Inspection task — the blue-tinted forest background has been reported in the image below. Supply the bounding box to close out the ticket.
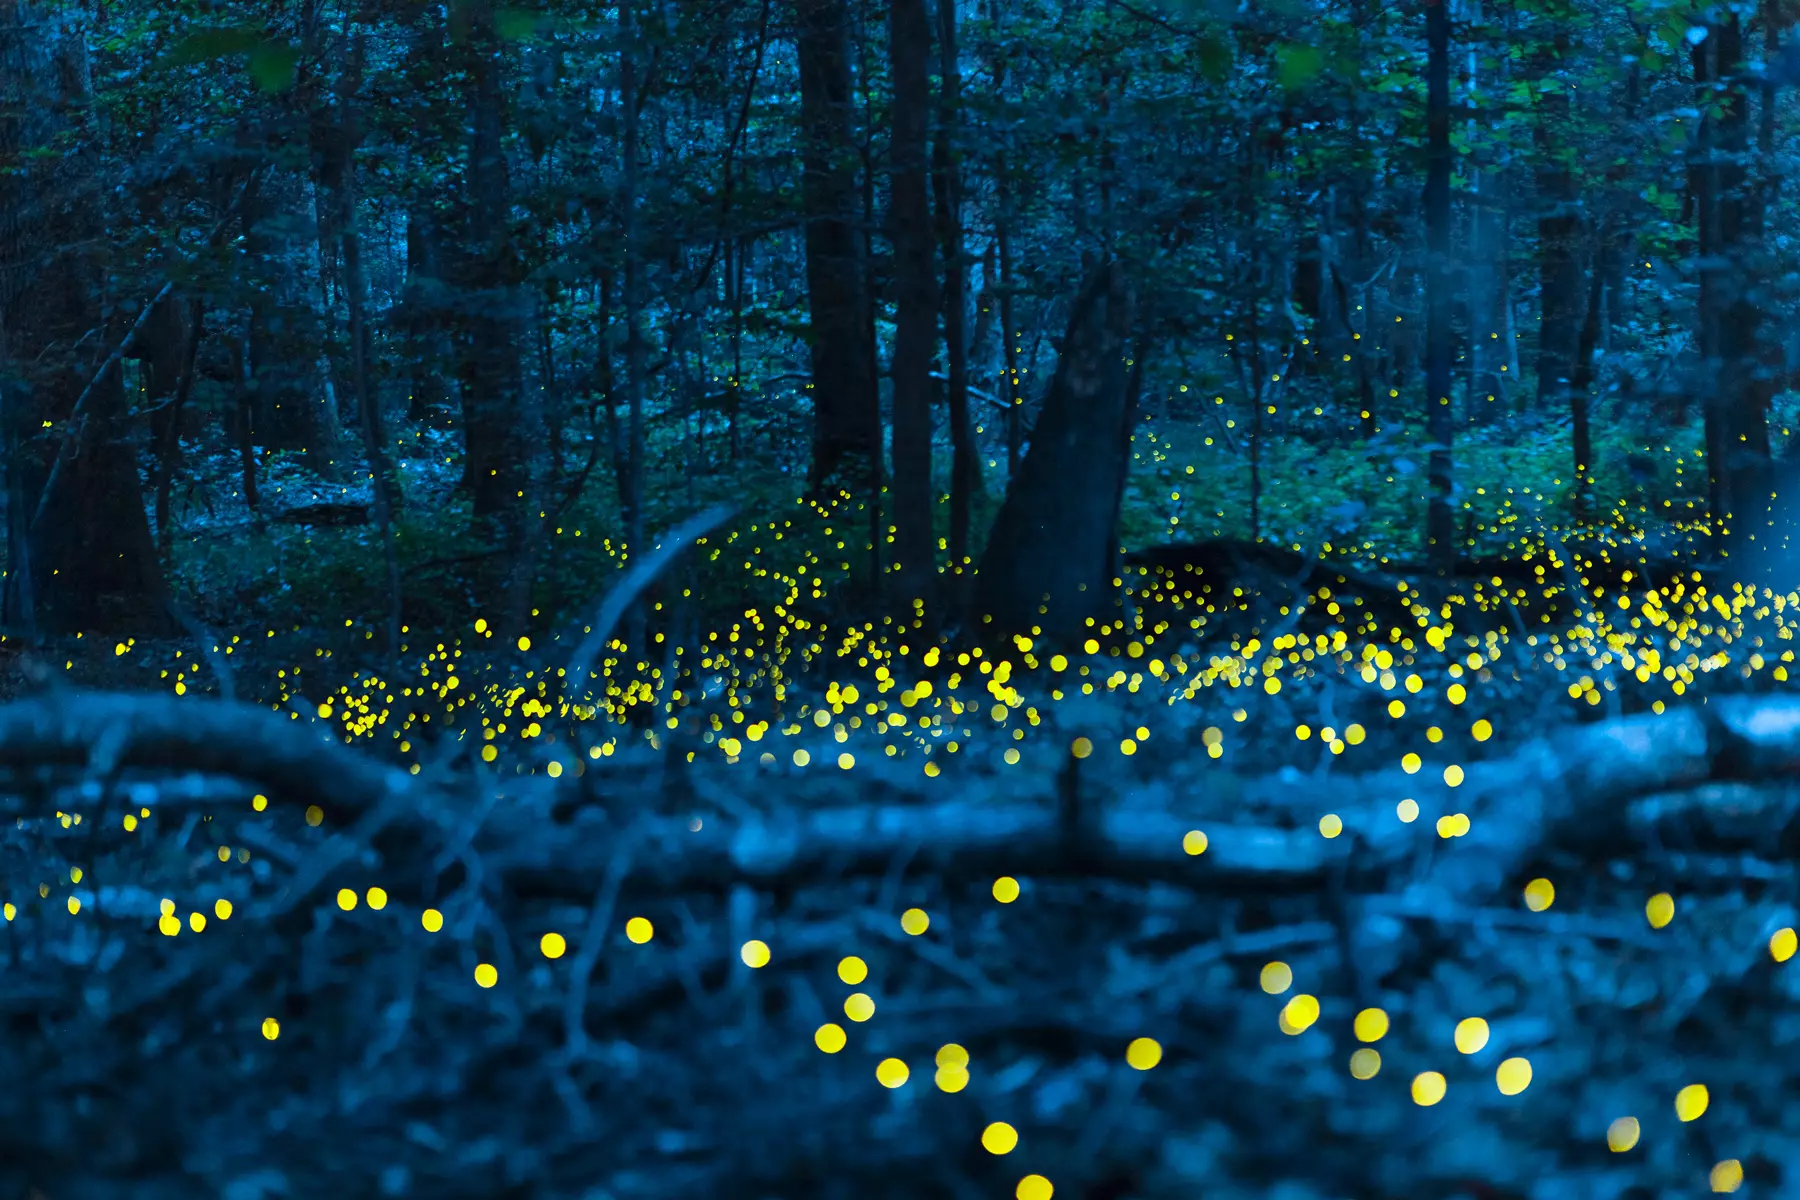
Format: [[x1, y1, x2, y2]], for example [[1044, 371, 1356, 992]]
[[4, 0, 1800, 1197]]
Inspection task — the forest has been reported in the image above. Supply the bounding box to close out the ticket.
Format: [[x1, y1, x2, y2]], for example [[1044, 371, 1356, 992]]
[[5, 0, 1800, 1196]]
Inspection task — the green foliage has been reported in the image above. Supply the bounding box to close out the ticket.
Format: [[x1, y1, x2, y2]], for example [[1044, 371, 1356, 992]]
[[160, 26, 296, 93]]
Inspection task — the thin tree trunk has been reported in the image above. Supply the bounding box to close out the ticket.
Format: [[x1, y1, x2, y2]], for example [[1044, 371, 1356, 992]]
[[620, 0, 649, 650], [153, 300, 205, 554], [887, 0, 938, 619], [1424, 0, 1456, 572], [932, 0, 978, 583], [797, 0, 881, 494]]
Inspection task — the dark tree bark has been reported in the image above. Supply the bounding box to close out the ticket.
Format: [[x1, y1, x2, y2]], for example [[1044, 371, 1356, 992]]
[[449, 0, 528, 538], [1693, 12, 1771, 550], [1569, 221, 1609, 518], [1424, 0, 1456, 572], [931, 0, 979, 583], [0, 3, 166, 633], [972, 264, 1135, 641], [240, 168, 343, 473], [886, 0, 938, 618], [1532, 32, 1582, 416], [796, 0, 881, 494]]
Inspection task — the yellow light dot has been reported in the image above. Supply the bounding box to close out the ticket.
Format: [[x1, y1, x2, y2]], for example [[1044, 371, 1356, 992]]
[[421, 908, 444, 933], [1353, 1008, 1390, 1042], [982, 1121, 1020, 1154], [1263, 677, 1281, 694], [1071, 736, 1093, 758], [814, 1022, 847, 1053], [1396, 798, 1419, 823], [837, 955, 869, 985], [1435, 815, 1456, 838], [1345, 724, 1365, 745], [1454, 1017, 1490, 1054], [1125, 1037, 1163, 1070], [900, 907, 929, 935], [215, 898, 233, 920], [793, 748, 810, 766], [936, 1066, 969, 1092], [875, 1057, 910, 1088], [1181, 829, 1209, 856], [1446, 682, 1467, 704], [1259, 962, 1294, 994], [1524, 878, 1555, 912], [1771, 926, 1797, 962], [317, 703, 333, 719], [1349, 1048, 1381, 1079], [1119, 738, 1137, 755], [626, 916, 654, 943], [1472, 719, 1493, 741], [1607, 1116, 1641, 1151], [993, 876, 1021, 903], [844, 992, 876, 1022], [741, 939, 771, 968], [1016, 1174, 1054, 1200], [1443, 764, 1464, 787], [188, 911, 205, 932], [1646, 892, 1675, 929], [123, 813, 138, 831], [305, 805, 324, 827], [252, 793, 268, 811], [547, 761, 563, 778], [1388, 699, 1405, 717], [1495, 1056, 1533, 1095], [481, 745, 498, 762], [336, 888, 358, 911], [474, 963, 498, 988], [158, 913, 180, 936], [1280, 993, 1320, 1034], [1451, 812, 1471, 835], [541, 931, 567, 959], [366, 887, 388, 911], [2, 903, 12, 921], [262, 1017, 280, 1041], [1404, 673, 1423, 693], [936, 1043, 969, 1069], [1401, 752, 1422, 774], [1411, 1071, 1447, 1106], [66, 896, 80, 915], [1318, 813, 1343, 838], [160, 898, 175, 916], [1676, 1083, 1710, 1122], [1295, 724, 1311, 740], [1710, 1159, 1744, 1193], [517, 635, 531, 651], [837, 752, 854, 769]]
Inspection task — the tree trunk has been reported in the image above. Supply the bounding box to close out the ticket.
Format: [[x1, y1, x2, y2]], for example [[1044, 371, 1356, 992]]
[[932, 0, 979, 586], [0, 3, 167, 633], [796, 0, 881, 494], [451, 0, 528, 543], [241, 169, 343, 474], [1532, 31, 1581, 416], [972, 264, 1135, 641], [1424, 0, 1456, 572], [886, 0, 938, 619]]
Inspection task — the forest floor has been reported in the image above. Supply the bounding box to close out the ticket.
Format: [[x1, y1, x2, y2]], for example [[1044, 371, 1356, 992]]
[[4, 412, 1800, 1198]]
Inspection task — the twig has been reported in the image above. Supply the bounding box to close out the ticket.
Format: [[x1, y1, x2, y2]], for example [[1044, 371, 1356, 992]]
[[564, 503, 734, 697]]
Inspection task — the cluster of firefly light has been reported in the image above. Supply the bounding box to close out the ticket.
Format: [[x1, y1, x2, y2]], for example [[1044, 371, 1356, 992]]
[[21, 484, 1800, 1196]]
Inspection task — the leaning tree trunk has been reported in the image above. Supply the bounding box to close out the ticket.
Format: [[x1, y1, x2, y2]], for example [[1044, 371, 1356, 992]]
[[797, 0, 881, 497], [972, 264, 1135, 641]]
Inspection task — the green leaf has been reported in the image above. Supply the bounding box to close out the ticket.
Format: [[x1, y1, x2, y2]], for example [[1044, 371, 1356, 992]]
[[1194, 33, 1231, 83], [160, 25, 296, 94], [248, 42, 297, 93], [162, 26, 264, 65], [1275, 43, 1323, 91], [496, 8, 541, 40]]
